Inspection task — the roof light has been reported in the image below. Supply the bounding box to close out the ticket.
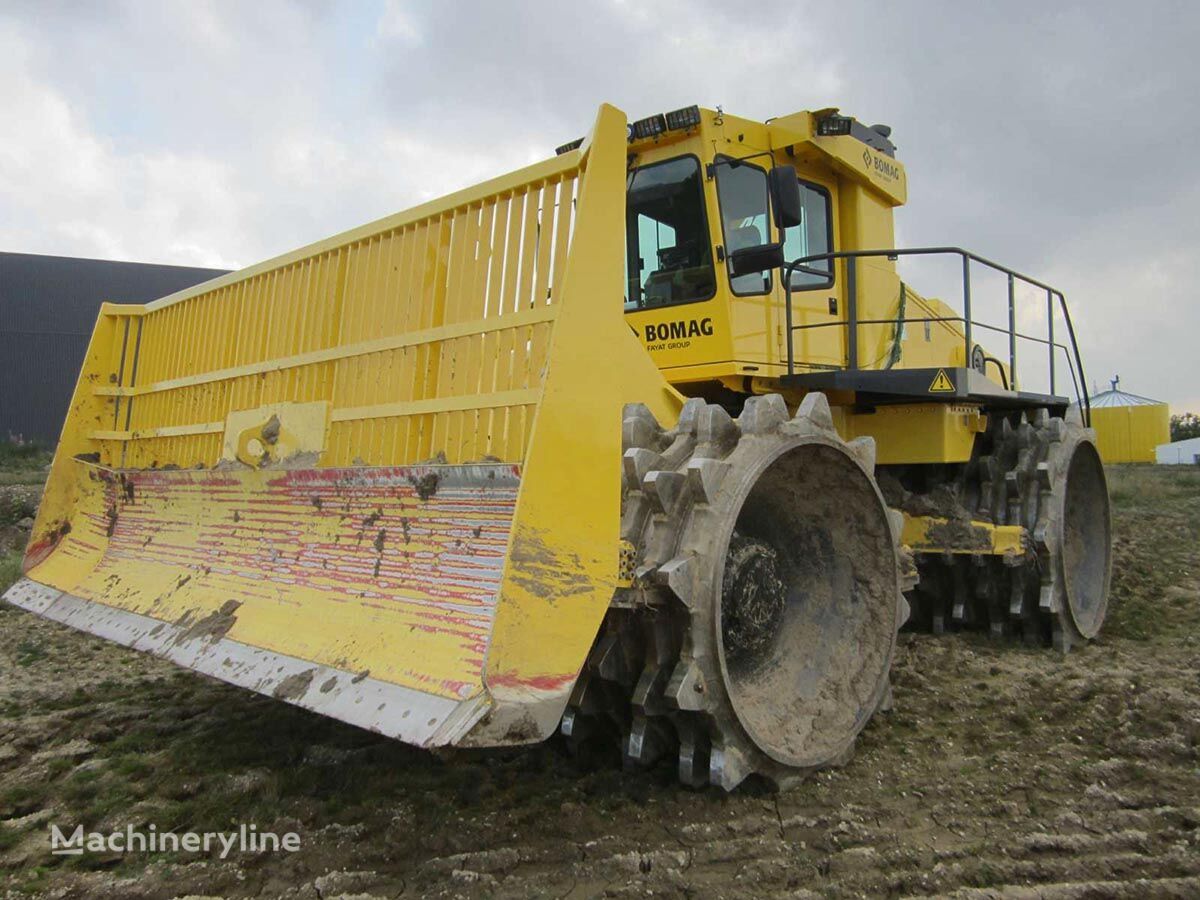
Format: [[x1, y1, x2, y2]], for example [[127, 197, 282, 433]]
[[630, 114, 667, 141], [555, 137, 584, 156], [816, 114, 853, 137], [665, 105, 701, 131]]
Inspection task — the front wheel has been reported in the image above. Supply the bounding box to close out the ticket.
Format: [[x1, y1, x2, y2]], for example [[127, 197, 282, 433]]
[[563, 393, 910, 790]]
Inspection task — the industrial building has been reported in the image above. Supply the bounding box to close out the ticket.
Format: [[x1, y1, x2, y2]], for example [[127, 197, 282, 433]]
[[1156, 437, 1200, 465], [1088, 378, 1171, 464], [1, 252, 227, 445]]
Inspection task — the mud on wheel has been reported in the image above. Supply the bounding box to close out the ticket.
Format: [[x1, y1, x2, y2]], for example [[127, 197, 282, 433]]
[[561, 393, 911, 790], [900, 407, 1113, 651]]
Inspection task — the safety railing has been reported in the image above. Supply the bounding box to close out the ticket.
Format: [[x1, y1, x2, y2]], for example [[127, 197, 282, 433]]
[[783, 247, 1090, 424]]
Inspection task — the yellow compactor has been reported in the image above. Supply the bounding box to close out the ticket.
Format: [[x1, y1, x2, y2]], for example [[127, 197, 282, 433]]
[[5, 104, 1112, 789]]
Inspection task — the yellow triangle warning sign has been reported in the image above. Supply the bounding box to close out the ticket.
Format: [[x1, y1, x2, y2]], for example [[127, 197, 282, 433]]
[[928, 369, 955, 393]]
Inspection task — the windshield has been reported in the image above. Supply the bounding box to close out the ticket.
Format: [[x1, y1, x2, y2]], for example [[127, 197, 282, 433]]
[[624, 156, 715, 311]]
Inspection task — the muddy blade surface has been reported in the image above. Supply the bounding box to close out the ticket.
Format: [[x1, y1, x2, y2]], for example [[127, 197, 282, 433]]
[[6, 461, 521, 745]]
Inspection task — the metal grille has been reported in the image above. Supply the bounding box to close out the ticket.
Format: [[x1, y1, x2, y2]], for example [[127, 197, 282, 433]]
[[93, 155, 582, 469]]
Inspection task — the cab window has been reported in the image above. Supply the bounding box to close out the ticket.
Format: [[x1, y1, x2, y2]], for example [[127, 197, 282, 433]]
[[714, 158, 772, 295], [624, 156, 715, 311], [782, 180, 834, 289]]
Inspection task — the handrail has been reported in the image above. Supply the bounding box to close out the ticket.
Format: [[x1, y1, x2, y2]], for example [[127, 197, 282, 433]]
[[786, 314, 1082, 411], [782, 247, 1090, 425]]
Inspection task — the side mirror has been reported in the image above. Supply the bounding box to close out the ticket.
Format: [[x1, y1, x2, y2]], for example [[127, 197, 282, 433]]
[[728, 241, 785, 277], [769, 165, 802, 229]]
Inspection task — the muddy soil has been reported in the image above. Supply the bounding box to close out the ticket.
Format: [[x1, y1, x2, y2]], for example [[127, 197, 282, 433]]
[[0, 466, 1198, 899]]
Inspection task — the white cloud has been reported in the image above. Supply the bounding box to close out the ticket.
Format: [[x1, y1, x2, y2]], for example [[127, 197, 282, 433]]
[[0, 21, 241, 268], [376, 0, 422, 44]]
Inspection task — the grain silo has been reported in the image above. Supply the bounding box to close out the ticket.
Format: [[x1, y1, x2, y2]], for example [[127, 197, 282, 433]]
[[1088, 377, 1170, 463]]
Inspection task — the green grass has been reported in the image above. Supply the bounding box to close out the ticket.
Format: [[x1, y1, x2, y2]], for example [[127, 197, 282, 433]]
[[0, 819, 36, 853], [1107, 464, 1200, 508], [0, 551, 22, 594], [0, 472, 48, 486], [0, 491, 37, 526], [0, 783, 48, 819], [14, 639, 47, 667], [0, 441, 51, 467], [0, 441, 52, 486], [11, 866, 50, 896], [1104, 465, 1200, 642]]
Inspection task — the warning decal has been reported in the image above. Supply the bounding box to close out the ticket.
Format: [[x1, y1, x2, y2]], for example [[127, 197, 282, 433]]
[[928, 369, 955, 393]]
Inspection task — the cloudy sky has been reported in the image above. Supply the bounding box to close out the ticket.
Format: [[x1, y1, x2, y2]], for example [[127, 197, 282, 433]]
[[2, 0, 1197, 411]]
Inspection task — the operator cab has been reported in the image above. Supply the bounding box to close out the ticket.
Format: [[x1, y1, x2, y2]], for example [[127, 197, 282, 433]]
[[623, 149, 837, 310], [603, 105, 907, 391]]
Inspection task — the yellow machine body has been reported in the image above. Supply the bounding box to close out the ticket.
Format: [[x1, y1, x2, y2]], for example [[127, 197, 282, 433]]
[[7, 102, 1019, 748]]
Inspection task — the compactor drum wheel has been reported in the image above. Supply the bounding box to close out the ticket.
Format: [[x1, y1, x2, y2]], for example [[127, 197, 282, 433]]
[[905, 409, 1113, 651], [562, 393, 911, 790]]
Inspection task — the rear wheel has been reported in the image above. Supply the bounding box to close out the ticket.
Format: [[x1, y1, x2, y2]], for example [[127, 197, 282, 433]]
[[898, 408, 1112, 650]]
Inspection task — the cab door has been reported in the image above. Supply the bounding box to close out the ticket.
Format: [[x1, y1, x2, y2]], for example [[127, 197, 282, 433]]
[[711, 155, 776, 367], [774, 175, 844, 370]]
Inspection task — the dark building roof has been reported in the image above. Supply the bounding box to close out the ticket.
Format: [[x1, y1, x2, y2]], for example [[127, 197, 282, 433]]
[[1, 251, 230, 444]]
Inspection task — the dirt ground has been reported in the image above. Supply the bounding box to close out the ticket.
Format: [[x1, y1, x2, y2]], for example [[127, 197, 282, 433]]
[[1, 465, 1198, 899]]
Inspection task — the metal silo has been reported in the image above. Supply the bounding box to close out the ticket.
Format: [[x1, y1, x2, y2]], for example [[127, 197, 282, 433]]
[[1088, 377, 1171, 463]]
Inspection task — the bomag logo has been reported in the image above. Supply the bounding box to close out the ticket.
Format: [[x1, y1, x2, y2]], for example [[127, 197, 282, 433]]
[[862, 148, 901, 182], [644, 317, 714, 351]]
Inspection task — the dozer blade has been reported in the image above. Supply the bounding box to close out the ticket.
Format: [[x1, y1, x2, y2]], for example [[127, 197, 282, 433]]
[[5, 103, 680, 749], [9, 464, 521, 745]]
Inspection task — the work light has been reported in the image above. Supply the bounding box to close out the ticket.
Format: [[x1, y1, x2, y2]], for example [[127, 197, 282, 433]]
[[665, 105, 701, 131], [630, 114, 667, 140], [816, 114, 853, 136]]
